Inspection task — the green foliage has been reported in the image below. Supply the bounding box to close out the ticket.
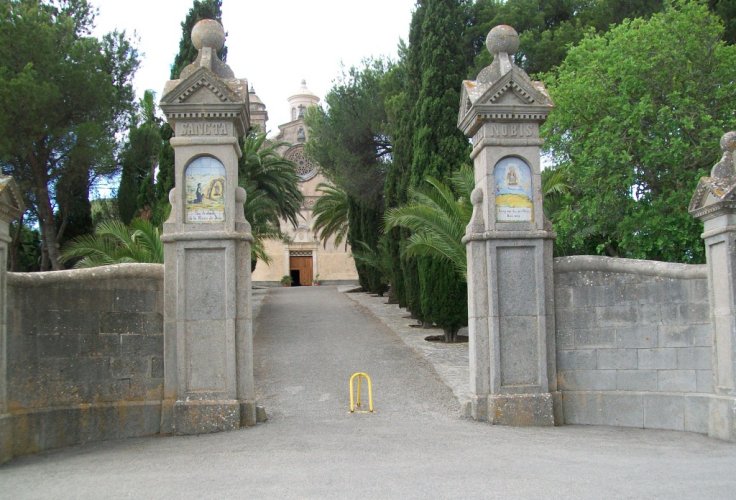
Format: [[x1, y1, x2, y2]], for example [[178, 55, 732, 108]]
[[9, 219, 41, 272], [385, 167, 474, 280], [239, 131, 302, 229], [419, 257, 467, 341], [468, 0, 666, 76], [410, 0, 472, 187], [305, 60, 392, 293], [118, 90, 162, 224], [0, 0, 139, 269], [543, 0, 736, 262], [312, 183, 349, 249], [305, 60, 392, 205], [238, 130, 302, 269], [351, 239, 393, 295], [61, 218, 163, 268], [407, 0, 471, 330]]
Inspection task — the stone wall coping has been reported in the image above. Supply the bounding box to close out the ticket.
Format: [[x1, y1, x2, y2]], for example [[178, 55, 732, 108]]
[[554, 255, 706, 279], [7, 263, 163, 287]]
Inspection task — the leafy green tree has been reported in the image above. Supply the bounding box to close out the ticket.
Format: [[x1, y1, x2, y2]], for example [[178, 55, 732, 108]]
[[0, 0, 139, 270], [61, 218, 163, 268], [118, 90, 162, 224], [543, 0, 736, 262], [468, 0, 666, 76], [305, 60, 393, 294], [154, 0, 226, 223]]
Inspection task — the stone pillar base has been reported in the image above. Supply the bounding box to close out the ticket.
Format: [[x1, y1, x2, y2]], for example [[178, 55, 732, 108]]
[[239, 400, 256, 427], [0, 413, 12, 464], [469, 395, 489, 421], [709, 395, 736, 441], [172, 400, 240, 435], [488, 393, 555, 426]]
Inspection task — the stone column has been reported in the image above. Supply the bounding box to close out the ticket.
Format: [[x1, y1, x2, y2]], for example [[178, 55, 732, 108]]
[[690, 131, 736, 441], [0, 176, 23, 463], [159, 20, 256, 434], [458, 25, 559, 425]]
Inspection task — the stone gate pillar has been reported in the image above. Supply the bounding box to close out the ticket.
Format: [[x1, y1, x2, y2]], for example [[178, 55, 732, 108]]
[[690, 131, 736, 441], [0, 177, 23, 462], [159, 20, 255, 434], [457, 26, 559, 425]]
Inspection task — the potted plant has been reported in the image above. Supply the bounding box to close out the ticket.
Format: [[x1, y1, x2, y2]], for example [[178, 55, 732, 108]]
[[313, 274, 321, 286], [280, 275, 293, 287]]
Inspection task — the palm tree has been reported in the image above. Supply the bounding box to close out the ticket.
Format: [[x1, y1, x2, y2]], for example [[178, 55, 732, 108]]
[[239, 131, 303, 228], [384, 166, 474, 281], [60, 218, 163, 268], [239, 130, 304, 270], [311, 182, 349, 248]]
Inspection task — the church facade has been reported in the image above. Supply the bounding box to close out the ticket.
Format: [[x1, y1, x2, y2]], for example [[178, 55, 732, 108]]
[[249, 81, 359, 286]]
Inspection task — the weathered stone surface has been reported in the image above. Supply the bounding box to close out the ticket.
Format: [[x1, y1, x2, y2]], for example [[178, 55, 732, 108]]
[[597, 348, 637, 370], [172, 400, 240, 435], [616, 370, 658, 391], [638, 348, 677, 370], [488, 393, 554, 426], [644, 394, 686, 431], [658, 370, 697, 392], [554, 255, 717, 436], [3, 264, 166, 461]]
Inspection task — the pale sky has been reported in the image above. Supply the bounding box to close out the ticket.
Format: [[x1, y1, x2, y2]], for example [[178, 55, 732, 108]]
[[90, 0, 416, 134]]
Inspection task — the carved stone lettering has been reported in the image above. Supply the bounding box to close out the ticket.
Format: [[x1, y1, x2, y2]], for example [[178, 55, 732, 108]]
[[488, 123, 534, 138], [179, 122, 230, 136]]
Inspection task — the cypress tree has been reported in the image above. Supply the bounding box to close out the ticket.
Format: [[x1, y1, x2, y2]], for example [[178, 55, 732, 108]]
[[389, 2, 426, 316], [409, 0, 472, 334]]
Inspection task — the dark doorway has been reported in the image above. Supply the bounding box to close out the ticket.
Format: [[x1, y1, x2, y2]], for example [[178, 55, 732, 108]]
[[289, 255, 313, 286], [290, 270, 301, 286]]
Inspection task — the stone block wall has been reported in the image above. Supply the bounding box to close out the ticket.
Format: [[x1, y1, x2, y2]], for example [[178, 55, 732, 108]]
[[6, 264, 164, 457], [554, 256, 712, 433]]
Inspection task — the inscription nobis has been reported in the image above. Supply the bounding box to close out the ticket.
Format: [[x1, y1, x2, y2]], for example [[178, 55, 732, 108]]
[[489, 123, 534, 138], [179, 122, 230, 136]]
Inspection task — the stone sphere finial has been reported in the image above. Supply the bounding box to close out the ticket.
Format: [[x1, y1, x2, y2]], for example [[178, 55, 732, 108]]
[[487, 25, 519, 56], [720, 131, 736, 153], [191, 19, 226, 51]]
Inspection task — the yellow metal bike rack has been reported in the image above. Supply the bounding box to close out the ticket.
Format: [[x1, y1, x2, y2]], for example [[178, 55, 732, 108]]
[[349, 372, 374, 413]]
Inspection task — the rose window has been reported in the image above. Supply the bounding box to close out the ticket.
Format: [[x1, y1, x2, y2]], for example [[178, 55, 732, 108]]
[[286, 146, 317, 181]]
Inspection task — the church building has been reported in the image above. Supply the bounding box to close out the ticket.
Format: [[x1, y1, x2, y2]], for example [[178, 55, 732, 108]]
[[249, 81, 359, 286]]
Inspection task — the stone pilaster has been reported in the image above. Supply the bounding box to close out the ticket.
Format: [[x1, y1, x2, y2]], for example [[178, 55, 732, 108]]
[[458, 25, 559, 425], [0, 176, 24, 463], [159, 20, 256, 434], [690, 131, 736, 441]]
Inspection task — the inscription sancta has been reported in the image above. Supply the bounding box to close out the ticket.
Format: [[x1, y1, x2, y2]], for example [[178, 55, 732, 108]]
[[178, 122, 231, 137], [487, 123, 534, 138]]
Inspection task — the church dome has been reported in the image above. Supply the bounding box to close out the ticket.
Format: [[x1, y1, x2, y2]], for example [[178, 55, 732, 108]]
[[249, 84, 266, 111], [288, 79, 318, 101], [287, 79, 319, 122]]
